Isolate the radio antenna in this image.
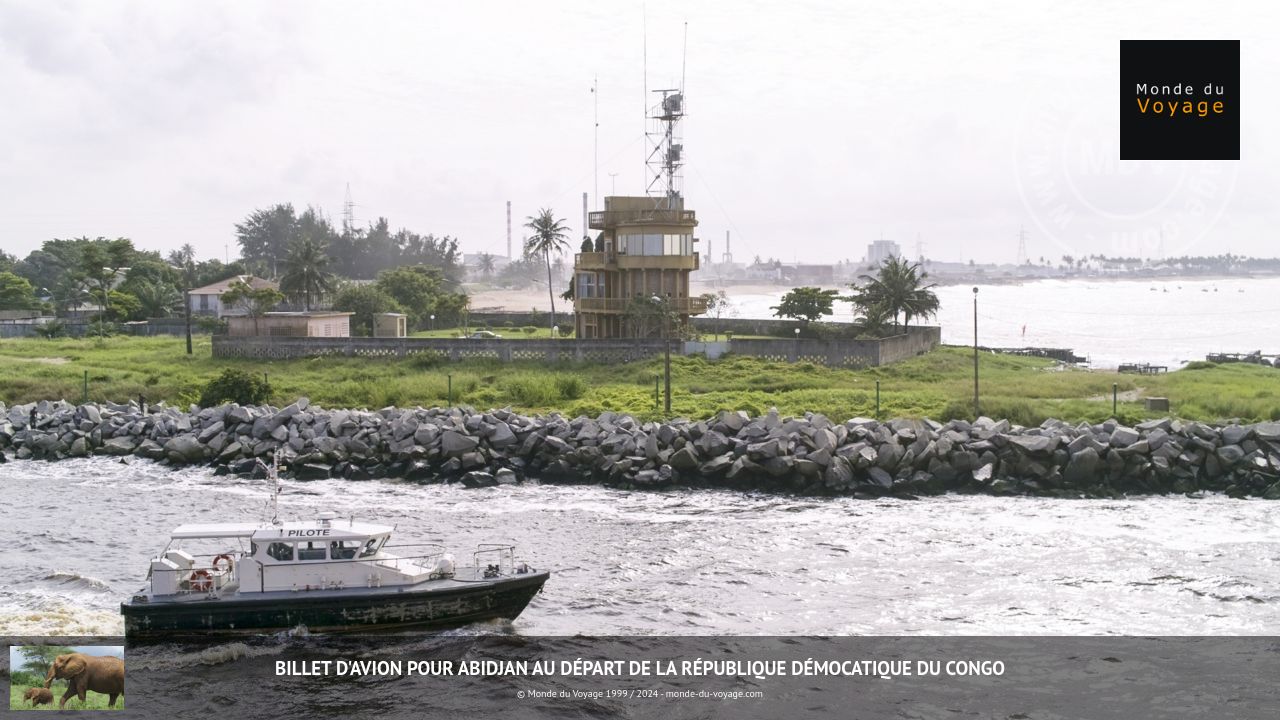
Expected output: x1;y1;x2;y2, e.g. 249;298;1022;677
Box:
681;21;688;93
642;4;648;181
269;449;283;525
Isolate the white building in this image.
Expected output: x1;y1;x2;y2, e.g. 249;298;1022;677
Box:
865;239;901;268
188;275;277;316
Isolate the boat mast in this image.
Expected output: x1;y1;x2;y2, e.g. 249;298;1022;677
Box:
269;449;283;526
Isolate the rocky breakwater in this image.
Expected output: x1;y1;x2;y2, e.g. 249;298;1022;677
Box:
3;399;1280;499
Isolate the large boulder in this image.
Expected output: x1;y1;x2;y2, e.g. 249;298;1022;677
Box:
1063;447;1101;485
669;446;699;471
441;430;479;457
1109;426;1140;448
163;435;206;463
101;436;138;456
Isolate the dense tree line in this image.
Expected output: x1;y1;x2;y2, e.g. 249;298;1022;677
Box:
5;201;469;328
1;236;246;317
235;203;463;284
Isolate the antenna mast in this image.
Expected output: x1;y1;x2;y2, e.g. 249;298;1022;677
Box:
592;76;599;210
1017;225;1029;266
645;23;687;202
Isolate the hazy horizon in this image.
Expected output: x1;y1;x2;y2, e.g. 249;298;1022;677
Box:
2;1;1277;266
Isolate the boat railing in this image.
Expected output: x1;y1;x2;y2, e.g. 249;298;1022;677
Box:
149;564;235;597
259;550;453;591
473;544;518;577
146;550;244;596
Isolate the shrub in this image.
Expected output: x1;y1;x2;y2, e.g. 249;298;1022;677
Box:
502;374;560;406
522;326;538;335
85;320;119;337
200;368;272;407
195;316;228;334
555;375;587;400
31;320;66;339
1183;360;1217;370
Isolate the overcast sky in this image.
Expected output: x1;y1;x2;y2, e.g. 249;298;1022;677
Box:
1;1;1276;266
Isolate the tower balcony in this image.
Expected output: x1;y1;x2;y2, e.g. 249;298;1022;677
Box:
575;295;709;315
588;209;696;229
574;253;700;271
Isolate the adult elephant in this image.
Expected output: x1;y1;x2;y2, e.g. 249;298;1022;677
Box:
44;652;125;709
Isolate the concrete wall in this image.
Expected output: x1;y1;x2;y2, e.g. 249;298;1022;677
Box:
212;327;941;368
213;336;674;363
876;326;942;364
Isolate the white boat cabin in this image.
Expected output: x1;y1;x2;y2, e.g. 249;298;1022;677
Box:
148;511;453;597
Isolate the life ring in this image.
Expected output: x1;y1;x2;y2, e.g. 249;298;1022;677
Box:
189;569;213;593
213;554;234;572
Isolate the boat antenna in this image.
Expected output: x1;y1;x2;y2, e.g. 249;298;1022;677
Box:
270;449;283;526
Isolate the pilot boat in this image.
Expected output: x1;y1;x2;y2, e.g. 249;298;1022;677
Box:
121;460;548;639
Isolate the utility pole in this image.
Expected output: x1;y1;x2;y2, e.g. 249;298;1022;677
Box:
653;295;672;415
506;201;512;259
972;287;980;418
184;289;193;355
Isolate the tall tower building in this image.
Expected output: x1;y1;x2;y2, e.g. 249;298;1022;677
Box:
571;87;705;338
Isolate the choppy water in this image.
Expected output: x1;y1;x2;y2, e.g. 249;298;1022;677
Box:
728;276;1280;368
4;458;1280;637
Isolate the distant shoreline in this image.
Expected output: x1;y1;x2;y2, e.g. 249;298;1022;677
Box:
467;273;1280;312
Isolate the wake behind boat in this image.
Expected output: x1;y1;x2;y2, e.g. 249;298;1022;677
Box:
121;458;548;639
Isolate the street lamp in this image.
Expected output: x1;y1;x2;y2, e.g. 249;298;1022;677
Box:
972;287;979;419
652;295;671;415
430;314;435;332
794;326;801;361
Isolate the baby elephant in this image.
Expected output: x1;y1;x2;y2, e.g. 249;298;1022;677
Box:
24;686;54;707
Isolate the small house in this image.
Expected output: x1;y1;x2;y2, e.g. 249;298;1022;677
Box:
374;313;408;338
227;311;353;338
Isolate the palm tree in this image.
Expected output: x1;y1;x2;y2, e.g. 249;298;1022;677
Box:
478;252;496;278
279;236;335;310
847;256;939;332
132;280;182;318
523;208;571;331
167;244;196;268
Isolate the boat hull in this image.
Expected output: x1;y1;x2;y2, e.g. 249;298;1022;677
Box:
121;571;548;640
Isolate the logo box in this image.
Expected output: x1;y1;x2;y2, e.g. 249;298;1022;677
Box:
1120;40;1239;160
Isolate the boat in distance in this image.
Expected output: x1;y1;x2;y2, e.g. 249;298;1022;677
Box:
121;510;548;639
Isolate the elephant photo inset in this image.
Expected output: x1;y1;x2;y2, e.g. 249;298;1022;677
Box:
9;645;125;712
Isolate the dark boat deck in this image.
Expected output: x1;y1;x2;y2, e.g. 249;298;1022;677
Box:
122;570;549;639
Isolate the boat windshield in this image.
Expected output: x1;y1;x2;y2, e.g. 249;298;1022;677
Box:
330;540;361;560
252;534;388;563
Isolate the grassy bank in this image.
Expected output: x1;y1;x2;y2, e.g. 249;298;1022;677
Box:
8;684;123;711
0;336;1276;425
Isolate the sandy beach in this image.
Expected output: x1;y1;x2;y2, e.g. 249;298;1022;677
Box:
466;281;802;313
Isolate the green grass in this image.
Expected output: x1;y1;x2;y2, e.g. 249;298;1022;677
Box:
0;336;1277;425
9;684;123;711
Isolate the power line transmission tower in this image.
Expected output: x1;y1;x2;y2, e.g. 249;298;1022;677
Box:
342;184;357;234
1016;225;1029;266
